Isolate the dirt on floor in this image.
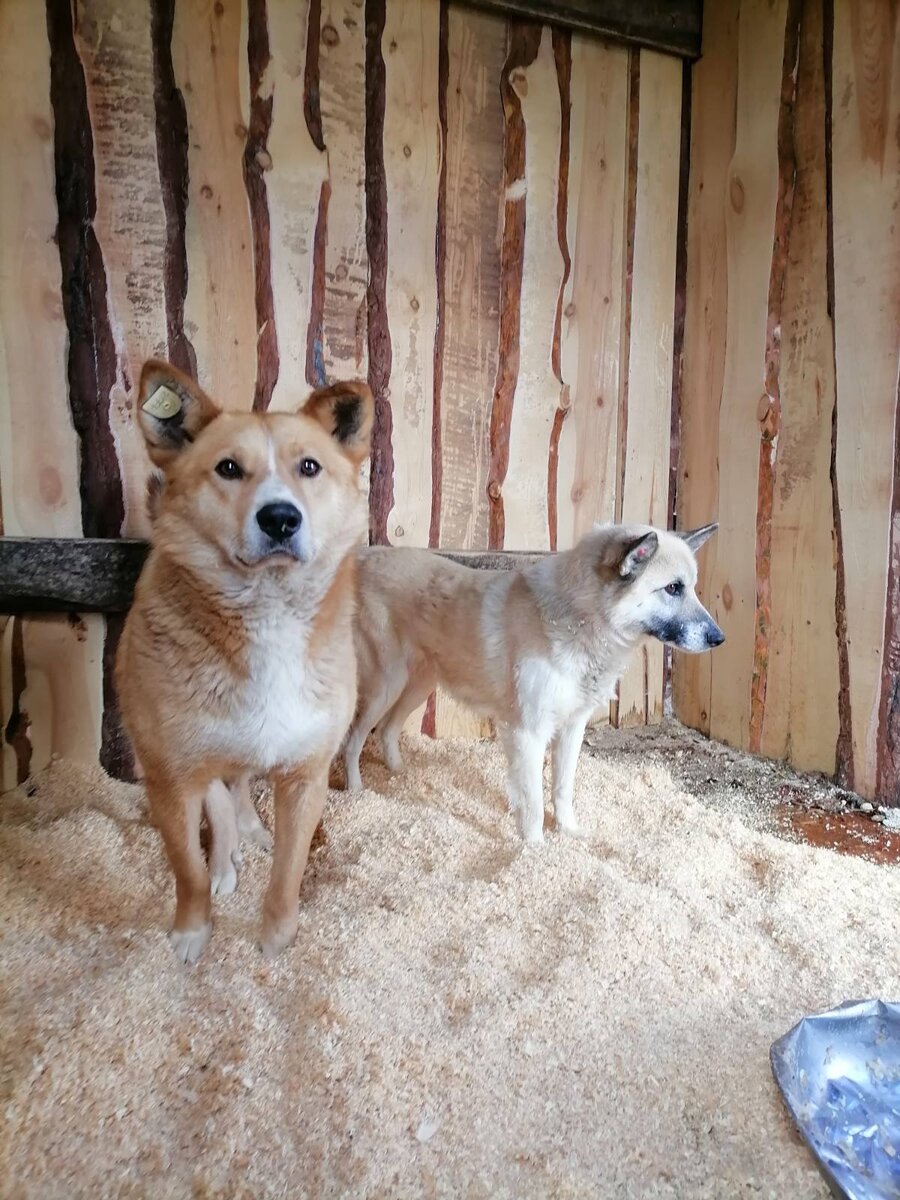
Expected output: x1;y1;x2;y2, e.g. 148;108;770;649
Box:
1;724;898;1199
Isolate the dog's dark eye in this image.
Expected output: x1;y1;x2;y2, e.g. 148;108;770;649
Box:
665;581;684;597
298;458;321;478
215;458;244;480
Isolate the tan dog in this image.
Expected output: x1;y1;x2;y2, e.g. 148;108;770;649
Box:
118;360;373;962
345;524;722;843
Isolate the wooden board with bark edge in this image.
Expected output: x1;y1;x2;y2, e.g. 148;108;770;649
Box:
172;0;257;409
0;0;103;791
831;0;900;798
617;50;682;726
74;1;168;537
433;4;508;741
707;0;788;751
759;0;840;774
501;27;565;552
672;0;739;737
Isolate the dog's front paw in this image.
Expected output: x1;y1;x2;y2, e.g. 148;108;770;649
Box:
259;913;299;961
169;923;211;964
519;821;545;846
244;823;273;852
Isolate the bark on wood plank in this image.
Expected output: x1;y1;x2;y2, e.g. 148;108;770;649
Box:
554;36;628;552
150;0;195;377
672;0;739;736
319;0;369;382
0;539;546;615
172;0;256;408
501;27;566;551
75;0;169;537
617;50;682;727
459;0;702;59
760;0;840;775
706;0;787;751
831;0;900;799
381;0;441;550
438;5;505;551
364;0;393;544
487;22;542;549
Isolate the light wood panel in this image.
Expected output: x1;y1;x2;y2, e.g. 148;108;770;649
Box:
0;0;103;789
617;50;682;726
172;0;256;407
555;37;628;552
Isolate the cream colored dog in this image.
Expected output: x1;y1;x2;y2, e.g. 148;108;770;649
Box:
118;360;373;962
344;523;722;843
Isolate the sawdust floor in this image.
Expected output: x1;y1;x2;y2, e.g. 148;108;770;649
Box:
2;725;899;1199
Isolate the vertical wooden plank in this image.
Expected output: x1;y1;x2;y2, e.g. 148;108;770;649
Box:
438;5;505;552
262;0;330;410
617;51;682;726
319;0;368;381
172;0;256;407
704;0;788;750
500;28;565;551
673;0;739;736
555;36;628;551
0;0;103;788
760;0;840;773
380;0;441;550
832;0;900;798
74;1;169;537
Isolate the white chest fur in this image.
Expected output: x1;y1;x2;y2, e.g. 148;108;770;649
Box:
192;612;349;772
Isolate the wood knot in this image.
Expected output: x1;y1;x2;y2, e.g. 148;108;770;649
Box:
214;0;224;14
488;481;502;501
201;184;214;199
234;122;248;139
255;149;273;171
722;583;734;612
322;23;339;47
729;176;745;213
410;297;420;312
394;525;405;538
564;302;576;318
403;144;412;158
39;466;63;508
509;69;528;97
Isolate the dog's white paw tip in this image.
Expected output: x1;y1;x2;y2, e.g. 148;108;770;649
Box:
522;829;545;847
169;924;211;964
558;822;588;840
210;864;238;897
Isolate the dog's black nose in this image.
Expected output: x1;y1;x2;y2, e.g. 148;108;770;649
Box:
706;624;725;647
256;502;302;542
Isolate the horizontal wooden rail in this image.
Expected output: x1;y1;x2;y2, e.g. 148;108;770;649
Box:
0;538;546;614
460;0;702;58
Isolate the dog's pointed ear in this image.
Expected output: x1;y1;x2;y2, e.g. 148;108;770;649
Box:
137;360;220;468
619;531;658;579
301;380;374;466
679;522;718;554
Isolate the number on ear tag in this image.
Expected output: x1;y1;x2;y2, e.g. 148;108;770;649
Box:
142;385;182;420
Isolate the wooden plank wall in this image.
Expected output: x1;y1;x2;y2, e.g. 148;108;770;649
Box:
0;0;685;788
675;0;900;805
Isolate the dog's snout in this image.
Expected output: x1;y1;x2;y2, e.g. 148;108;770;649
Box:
706;624;725;648
256;501;302;543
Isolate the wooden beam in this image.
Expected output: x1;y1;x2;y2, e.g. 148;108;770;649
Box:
0;538;545;615
458;0;702;59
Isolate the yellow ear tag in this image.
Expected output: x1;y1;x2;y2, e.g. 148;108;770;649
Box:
142;384;182;420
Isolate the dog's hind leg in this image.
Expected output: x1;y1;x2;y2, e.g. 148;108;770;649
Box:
230;771;273;852
500;727;548;846
377;669;435;773
343;680;402;791
551;711;590;837
205;779;240;896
